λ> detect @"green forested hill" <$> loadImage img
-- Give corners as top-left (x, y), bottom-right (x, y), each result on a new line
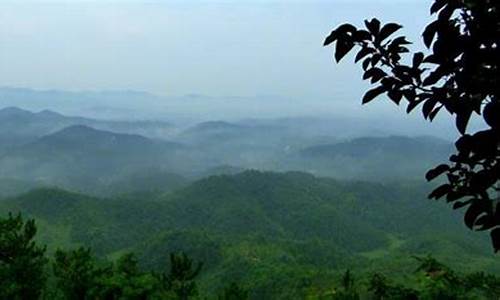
top-left (0, 170), bottom-right (497, 297)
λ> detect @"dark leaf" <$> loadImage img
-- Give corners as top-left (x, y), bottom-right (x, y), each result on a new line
top-left (402, 89), bottom-right (417, 102)
top-left (335, 23), bottom-right (358, 34)
top-left (324, 30), bottom-right (339, 46)
top-left (474, 215), bottom-right (495, 231)
top-left (355, 47), bottom-right (374, 63)
top-left (430, 0), bottom-right (448, 14)
top-left (446, 190), bottom-right (464, 202)
top-left (378, 23), bottom-right (403, 42)
top-left (429, 105), bottom-right (443, 121)
top-left (363, 68), bottom-right (386, 83)
top-left (364, 18), bottom-right (381, 35)
top-left (362, 57), bottom-right (371, 70)
top-left (362, 85), bottom-right (386, 104)
top-left (455, 134), bottom-right (473, 153)
top-left (456, 109), bottom-right (473, 134)
top-left (491, 228), bottom-right (500, 252)
top-left (423, 20), bottom-right (439, 48)
top-left (422, 98), bottom-right (438, 119)
top-left (423, 54), bottom-right (438, 64)
top-left (426, 164), bottom-right (450, 181)
top-left (335, 41), bottom-right (355, 62)
top-left (388, 90), bottom-right (403, 104)
top-left (406, 99), bottom-right (421, 113)
top-left (371, 54), bottom-right (382, 66)
top-left (464, 201), bottom-right (489, 230)
top-left (453, 200), bottom-right (472, 210)
top-left (391, 36), bottom-right (412, 46)
top-left (412, 52), bottom-right (425, 67)
top-left (470, 170), bottom-right (498, 194)
top-left (354, 30), bottom-right (372, 41)
top-left (423, 69), bottom-right (444, 86)
top-left (438, 4), bottom-right (457, 22)
top-left (429, 184), bottom-right (451, 200)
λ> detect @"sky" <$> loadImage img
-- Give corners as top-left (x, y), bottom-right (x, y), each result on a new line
top-left (0, 0), bottom-right (430, 96)
top-left (0, 0), bottom-right (458, 132)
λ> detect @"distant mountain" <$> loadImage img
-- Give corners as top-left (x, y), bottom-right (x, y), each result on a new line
top-left (0, 107), bottom-right (66, 150)
top-left (35, 125), bottom-right (154, 150)
top-left (195, 165), bottom-right (246, 178)
top-left (294, 135), bottom-right (453, 180)
top-left (0, 171), bottom-right (496, 295)
top-left (188, 121), bottom-right (245, 132)
top-left (0, 106), bottom-right (176, 153)
top-left (179, 121), bottom-right (256, 144)
top-left (175, 121), bottom-right (292, 171)
top-left (0, 125), bottom-right (185, 191)
top-left (301, 136), bottom-right (450, 158)
top-left (0, 87), bottom-right (166, 120)
top-left (0, 178), bottom-right (42, 198)
top-left (0, 87), bottom-right (463, 138)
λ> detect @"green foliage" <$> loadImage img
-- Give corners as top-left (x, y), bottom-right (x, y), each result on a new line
top-left (161, 252), bottom-right (203, 300)
top-left (2, 171), bottom-right (500, 298)
top-left (3, 212), bottom-right (500, 299)
top-left (98, 253), bottom-right (173, 300)
top-left (52, 247), bottom-right (106, 299)
top-left (0, 213), bottom-right (47, 300)
top-left (52, 247), bottom-right (178, 300)
top-left (368, 273), bottom-right (418, 300)
top-left (333, 270), bottom-right (360, 300)
top-left (2, 171), bottom-right (500, 296)
top-left (218, 282), bottom-right (249, 300)
top-left (463, 271), bottom-right (500, 299)
top-left (325, 0), bottom-right (500, 250)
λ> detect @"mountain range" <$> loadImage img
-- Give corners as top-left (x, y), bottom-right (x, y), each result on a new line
top-left (0, 124), bottom-right (186, 193)
top-left (0, 106), bottom-right (455, 195)
top-left (0, 106), bottom-right (175, 152)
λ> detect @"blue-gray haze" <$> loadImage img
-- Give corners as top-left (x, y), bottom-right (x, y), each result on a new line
top-left (0, 0), bottom-right (468, 137)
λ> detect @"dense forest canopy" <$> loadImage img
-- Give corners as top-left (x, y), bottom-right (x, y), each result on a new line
top-left (2, 171), bottom-right (500, 298)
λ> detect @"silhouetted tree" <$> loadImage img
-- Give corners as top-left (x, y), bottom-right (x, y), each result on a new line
top-left (0, 213), bottom-right (47, 300)
top-left (324, 0), bottom-right (500, 250)
top-left (161, 252), bottom-right (203, 300)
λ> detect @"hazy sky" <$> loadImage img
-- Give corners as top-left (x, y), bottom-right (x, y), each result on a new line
top-left (0, 0), bottom-right (458, 132)
top-left (0, 0), bottom-right (430, 96)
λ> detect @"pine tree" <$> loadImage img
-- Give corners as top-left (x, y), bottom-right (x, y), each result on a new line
top-left (0, 213), bottom-right (47, 300)
top-left (52, 247), bottom-right (106, 300)
top-left (161, 252), bottom-right (203, 300)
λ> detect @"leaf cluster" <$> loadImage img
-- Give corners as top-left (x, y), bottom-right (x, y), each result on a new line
top-left (325, 0), bottom-right (500, 250)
